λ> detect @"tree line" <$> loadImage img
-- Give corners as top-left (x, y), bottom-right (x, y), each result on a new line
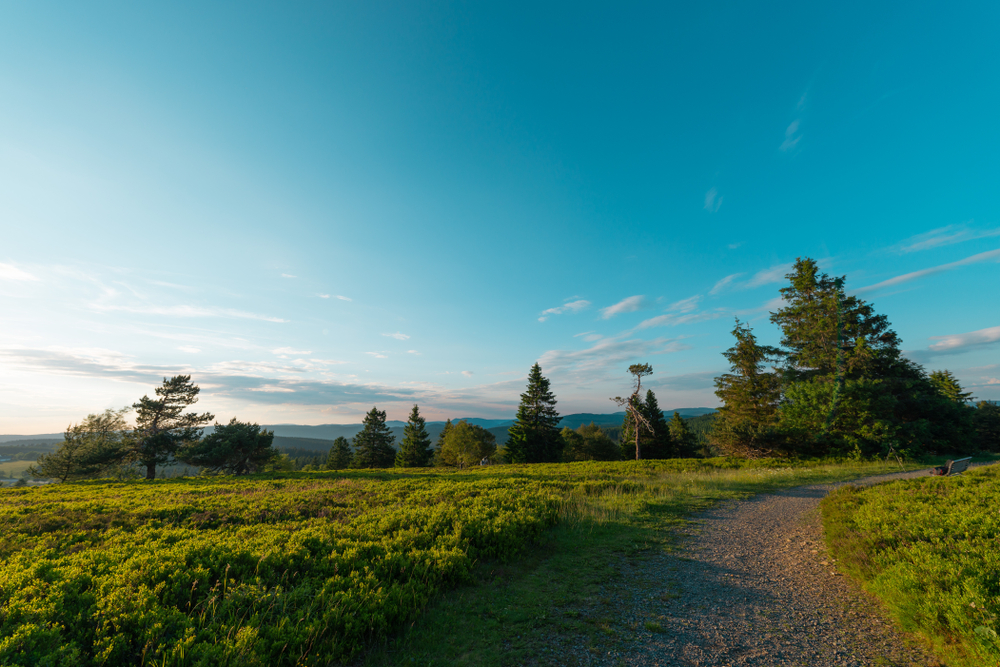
top-left (30, 376), bottom-right (278, 481)
top-left (30, 257), bottom-right (998, 481)
top-left (708, 257), bottom-right (1000, 458)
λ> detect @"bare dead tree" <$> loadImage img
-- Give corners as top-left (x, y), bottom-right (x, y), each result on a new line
top-left (612, 363), bottom-right (654, 460)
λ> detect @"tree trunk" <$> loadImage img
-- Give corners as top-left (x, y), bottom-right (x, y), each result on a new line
top-left (145, 462), bottom-right (156, 480)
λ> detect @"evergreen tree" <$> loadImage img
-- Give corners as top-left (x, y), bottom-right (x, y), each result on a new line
top-left (710, 320), bottom-right (784, 458)
top-left (770, 258), bottom-right (900, 381)
top-left (438, 421), bottom-right (496, 467)
top-left (432, 419), bottom-right (454, 466)
top-left (326, 436), bottom-right (352, 469)
top-left (929, 370), bottom-right (974, 404)
top-left (506, 363), bottom-right (562, 463)
top-left (129, 375), bottom-right (214, 479)
top-left (668, 412), bottom-right (700, 457)
top-left (643, 390), bottom-right (673, 458)
top-left (29, 408), bottom-right (131, 482)
top-left (350, 406), bottom-right (397, 468)
top-left (974, 401), bottom-right (1000, 452)
top-left (395, 404), bottom-right (433, 467)
top-left (178, 419), bottom-right (278, 475)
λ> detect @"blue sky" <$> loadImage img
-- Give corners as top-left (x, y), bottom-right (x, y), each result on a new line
top-left (1, 2), bottom-right (998, 432)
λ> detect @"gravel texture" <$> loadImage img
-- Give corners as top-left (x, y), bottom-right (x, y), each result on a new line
top-left (563, 470), bottom-right (945, 667)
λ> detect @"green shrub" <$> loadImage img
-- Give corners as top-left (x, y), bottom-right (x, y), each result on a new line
top-left (821, 465), bottom-right (1000, 666)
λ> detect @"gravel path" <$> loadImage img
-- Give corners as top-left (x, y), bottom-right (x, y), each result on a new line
top-left (569, 470), bottom-right (947, 667)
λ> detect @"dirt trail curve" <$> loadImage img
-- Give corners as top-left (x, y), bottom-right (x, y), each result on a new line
top-left (585, 469), bottom-right (950, 667)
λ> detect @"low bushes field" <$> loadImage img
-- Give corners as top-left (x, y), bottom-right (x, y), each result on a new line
top-left (821, 464), bottom-right (1000, 666)
top-left (1, 458), bottom-right (921, 666)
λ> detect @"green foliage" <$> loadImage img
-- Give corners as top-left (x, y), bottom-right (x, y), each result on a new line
top-left (560, 423), bottom-right (620, 462)
top-left (0, 469), bottom-right (562, 666)
top-left (711, 319), bottom-right (784, 458)
top-left (130, 375), bottom-right (214, 480)
top-left (620, 391), bottom-right (673, 459)
top-left (351, 407), bottom-right (397, 468)
top-left (395, 405), bottom-right (433, 468)
top-left (506, 364), bottom-right (562, 463)
top-left (974, 402), bottom-right (1000, 452)
top-left (770, 258), bottom-right (901, 381)
top-left (432, 419), bottom-right (454, 466)
top-left (929, 369), bottom-right (975, 404)
top-left (821, 466), bottom-right (1000, 667)
top-left (180, 419), bottom-right (278, 475)
top-left (28, 409), bottom-right (131, 482)
top-left (438, 421), bottom-right (497, 468)
top-left (668, 411), bottom-right (700, 458)
top-left (326, 436), bottom-right (352, 470)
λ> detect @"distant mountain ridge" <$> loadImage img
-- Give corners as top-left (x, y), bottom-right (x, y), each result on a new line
top-left (1, 409), bottom-right (718, 447)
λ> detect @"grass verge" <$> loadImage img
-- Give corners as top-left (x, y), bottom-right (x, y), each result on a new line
top-left (821, 462), bottom-right (1000, 667)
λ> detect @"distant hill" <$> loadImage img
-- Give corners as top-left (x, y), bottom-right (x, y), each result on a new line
top-left (2, 409), bottom-right (718, 453)
top-left (0, 434), bottom-right (63, 443)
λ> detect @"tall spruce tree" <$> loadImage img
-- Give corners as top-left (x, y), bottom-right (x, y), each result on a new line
top-left (350, 407), bottom-right (397, 468)
top-left (326, 436), bottom-right (352, 469)
top-left (506, 363), bottom-right (562, 463)
top-left (643, 390), bottom-right (674, 458)
top-left (395, 404), bottom-right (433, 467)
top-left (668, 412), bottom-right (700, 458)
top-left (710, 319), bottom-right (784, 458)
top-left (770, 258), bottom-right (900, 381)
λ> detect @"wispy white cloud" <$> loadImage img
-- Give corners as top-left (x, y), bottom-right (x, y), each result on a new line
top-left (574, 331), bottom-right (603, 342)
top-left (668, 295), bottom-right (702, 313)
top-left (727, 242), bottom-right (742, 250)
top-left (382, 332), bottom-right (410, 340)
top-left (538, 336), bottom-right (690, 382)
top-left (281, 273), bottom-right (297, 279)
top-left (89, 303), bottom-right (288, 323)
top-left (704, 187), bottom-right (723, 213)
top-left (273, 347), bottom-right (312, 356)
top-left (178, 346), bottom-right (201, 354)
top-left (462, 370), bottom-right (474, 377)
top-left (856, 248), bottom-right (1000, 294)
top-left (710, 273), bottom-right (743, 295)
top-left (250, 385), bottom-right (296, 393)
top-left (366, 352), bottom-right (388, 359)
top-left (600, 295), bottom-right (646, 319)
top-left (745, 263), bottom-right (792, 289)
top-left (335, 295), bottom-right (351, 301)
top-left (779, 119), bottom-right (802, 152)
top-left (317, 294), bottom-right (330, 299)
top-left (0, 263), bottom-right (39, 282)
top-left (407, 350), bottom-right (420, 355)
top-left (928, 325), bottom-right (1000, 354)
top-left (895, 224), bottom-right (1000, 254)
top-left (538, 299), bottom-right (591, 322)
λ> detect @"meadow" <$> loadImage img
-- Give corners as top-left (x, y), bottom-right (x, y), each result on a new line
top-left (821, 465), bottom-right (1000, 667)
top-left (1, 458), bottom-right (924, 666)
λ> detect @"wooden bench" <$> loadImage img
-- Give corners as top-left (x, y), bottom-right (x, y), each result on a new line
top-left (931, 456), bottom-right (971, 476)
